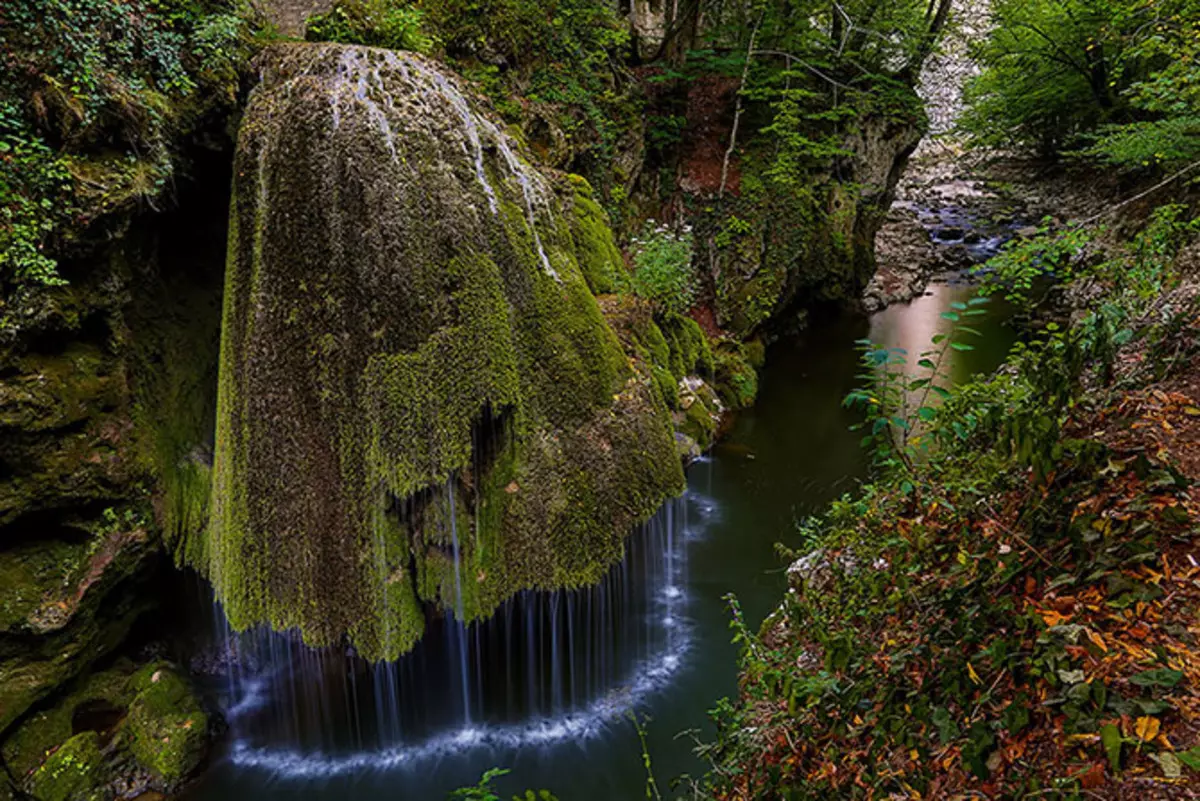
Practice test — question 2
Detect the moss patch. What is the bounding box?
[714,344,759,410]
[125,664,208,784]
[27,731,105,801]
[567,175,626,295]
[1,663,131,780]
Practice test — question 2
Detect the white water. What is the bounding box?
[206,489,706,781]
[329,47,558,279]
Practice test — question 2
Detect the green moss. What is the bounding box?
[652,364,679,409]
[27,731,105,801]
[567,175,626,295]
[680,397,718,445]
[363,253,521,501]
[0,516,155,734]
[201,44,681,660]
[659,313,714,381]
[714,346,760,410]
[744,339,767,369]
[1,664,131,779]
[127,270,222,568]
[0,540,87,633]
[125,664,207,784]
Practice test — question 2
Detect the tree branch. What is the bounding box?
[720,8,764,198]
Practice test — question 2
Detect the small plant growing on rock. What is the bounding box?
[630,221,697,317]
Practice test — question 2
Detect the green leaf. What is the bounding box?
[1153,752,1183,779]
[940,311,960,322]
[1101,723,1122,773]
[918,407,937,421]
[1178,747,1200,771]
[950,342,975,352]
[1130,668,1184,688]
[917,358,936,370]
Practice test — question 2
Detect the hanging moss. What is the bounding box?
[659,313,715,381]
[567,175,626,295]
[199,43,681,660]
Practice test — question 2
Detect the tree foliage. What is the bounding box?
[962,0,1200,169]
[0,0,253,319]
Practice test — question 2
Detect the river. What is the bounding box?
[182,280,1015,801]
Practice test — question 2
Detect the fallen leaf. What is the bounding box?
[1135,716,1161,742]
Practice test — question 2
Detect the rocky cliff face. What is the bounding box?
[674,95,923,336]
[0,149,229,796]
[196,43,682,661]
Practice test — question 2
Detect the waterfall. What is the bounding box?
[204,489,709,779]
[447,478,472,724]
[331,47,558,278]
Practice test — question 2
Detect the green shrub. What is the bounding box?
[630,221,697,317]
[307,1,433,53]
[0,0,253,323]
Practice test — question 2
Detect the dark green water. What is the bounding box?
[184,281,1014,801]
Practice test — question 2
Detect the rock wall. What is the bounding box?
[0,148,229,795]
[251,0,334,37]
[679,102,923,335]
[199,43,683,661]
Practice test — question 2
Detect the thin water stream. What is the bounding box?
[183,281,1015,801]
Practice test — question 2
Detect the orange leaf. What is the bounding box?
[1080,762,1106,789]
[1135,716,1161,742]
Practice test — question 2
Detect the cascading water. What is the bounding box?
[203,490,703,780]
[329,47,558,278]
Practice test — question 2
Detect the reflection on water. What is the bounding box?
[183,281,1015,801]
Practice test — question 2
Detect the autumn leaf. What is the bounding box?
[1134,716,1160,742]
[1079,762,1106,789]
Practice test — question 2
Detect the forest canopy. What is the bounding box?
[960,0,1200,170]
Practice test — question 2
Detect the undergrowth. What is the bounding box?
[702,203,1200,798]
[0,0,258,333]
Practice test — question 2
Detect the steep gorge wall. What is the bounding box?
[0,148,229,794]
[636,70,924,338]
[196,43,683,660]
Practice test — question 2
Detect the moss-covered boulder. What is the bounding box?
[2,659,208,799]
[0,518,155,736]
[200,43,682,659]
[125,664,208,784]
[26,731,106,801]
[1,664,131,781]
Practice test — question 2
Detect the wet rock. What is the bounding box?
[0,522,157,735]
[27,731,105,801]
[933,226,965,241]
[2,659,211,800]
[125,664,208,786]
[674,432,703,464]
